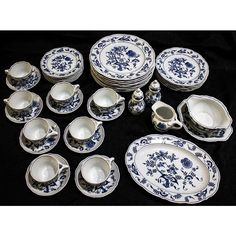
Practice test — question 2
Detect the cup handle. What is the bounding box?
[33,95,41,103]
[46,128,58,139]
[108,157,115,166]
[5,69,9,75]
[94,120,103,130]
[168,119,182,130]
[117,96,125,104]
[3,98,9,105]
[73,84,80,93]
[58,162,69,173]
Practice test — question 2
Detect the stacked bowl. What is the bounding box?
[156,47,209,92]
[89,34,156,92]
[40,47,84,83]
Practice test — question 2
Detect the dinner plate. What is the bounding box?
[125,134,220,204]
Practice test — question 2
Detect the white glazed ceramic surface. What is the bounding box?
[68,117,102,141]
[50,82,79,102]
[29,154,68,183]
[125,134,220,204]
[6,61,33,79]
[23,117,57,142]
[81,155,114,185]
[186,95,232,130]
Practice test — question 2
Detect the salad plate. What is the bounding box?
[25,153,70,196]
[63,125,105,153]
[5,93,43,124]
[19,119,60,154]
[177,100,233,142]
[156,47,209,91]
[75,158,120,198]
[40,47,84,83]
[125,134,220,204]
[87,95,125,121]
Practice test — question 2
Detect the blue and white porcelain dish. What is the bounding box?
[90,34,155,81]
[40,47,84,80]
[125,134,220,204]
[75,158,120,198]
[63,125,105,153]
[46,89,83,114]
[156,47,209,91]
[19,119,60,154]
[177,99,233,142]
[5,93,43,124]
[25,154,70,196]
[6,66,41,91]
[87,95,125,121]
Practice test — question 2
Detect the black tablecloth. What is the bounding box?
[0,31,236,205]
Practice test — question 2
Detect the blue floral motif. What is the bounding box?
[51,55,73,72]
[181,158,193,169]
[106,46,140,71]
[168,57,196,79]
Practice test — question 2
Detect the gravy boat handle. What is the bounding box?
[168,119,183,130]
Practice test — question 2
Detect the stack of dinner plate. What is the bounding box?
[40,47,84,84]
[89,34,155,92]
[155,47,209,92]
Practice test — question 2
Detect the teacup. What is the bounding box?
[81,155,114,185]
[151,101,182,132]
[49,82,80,107]
[29,154,68,185]
[23,117,58,144]
[4,90,40,115]
[185,95,232,137]
[5,61,35,83]
[68,116,102,143]
[92,88,125,113]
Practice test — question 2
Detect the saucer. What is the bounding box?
[25,153,70,196]
[6,66,41,91]
[5,93,43,124]
[177,100,233,142]
[46,89,83,114]
[63,125,105,153]
[87,96,125,121]
[74,159,120,198]
[19,119,60,154]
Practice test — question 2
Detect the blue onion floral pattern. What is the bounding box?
[51,55,74,72]
[106,46,140,72]
[167,57,196,79]
[125,134,220,204]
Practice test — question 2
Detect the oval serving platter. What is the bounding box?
[125,134,220,204]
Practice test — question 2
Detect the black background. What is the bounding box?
[0,31,236,205]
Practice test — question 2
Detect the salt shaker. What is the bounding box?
[128,88,145,115]
[145,80,161,106]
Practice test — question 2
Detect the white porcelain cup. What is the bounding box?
[4,91,40,113]
[92,88,125,113]
[29,154,68,185]
[151,101,182,132]
[23,117,58,143]
[5,61,34,80]
[81,155,114,185]
[68,116,102,143]
[49,82,80,105]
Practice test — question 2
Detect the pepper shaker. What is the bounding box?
[128,88,145,115]
[145,80,161,106]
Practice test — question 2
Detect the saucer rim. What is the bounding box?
[5,66,41,91]
[63,125,105,154]
[87,96,125,121]
[19,118,61,154]
[46,89,84,115]
[25,153,70,196]
[5,93,43,124]
[74,161,120,198]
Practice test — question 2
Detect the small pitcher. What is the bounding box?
[151,101,182,132]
